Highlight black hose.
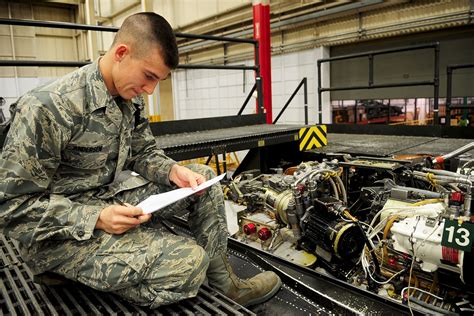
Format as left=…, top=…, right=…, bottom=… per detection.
left=357, top=222, right=382, bottom=276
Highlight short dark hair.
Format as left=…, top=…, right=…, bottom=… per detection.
left=113, top=12, right=179, bottom=69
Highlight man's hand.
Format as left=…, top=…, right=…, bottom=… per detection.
left=96, top=203, right=151, bottom=235
left=169, top=164, right=206, bottom=189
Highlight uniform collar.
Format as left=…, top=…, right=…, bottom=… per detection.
left=86, top=58, right=142, bottom=116
left=86, top=58, right=114, bottom=112
left=114, top=95, right=143, bottom=118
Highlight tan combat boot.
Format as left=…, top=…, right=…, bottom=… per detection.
left=207, top=253, right=282, bottom=307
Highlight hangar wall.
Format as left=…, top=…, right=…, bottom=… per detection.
left=0, top=1, right=83, bottom=119
left=172, top=46, right=330, bottom=125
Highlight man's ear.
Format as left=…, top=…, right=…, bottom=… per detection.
left=114, top=44, right=129, bottom=62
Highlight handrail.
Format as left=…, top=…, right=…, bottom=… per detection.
left=237, top=83, right=257, bottom=116
left=0, top=17, right=264, bottom=114
left=273, top=77, right=308, bottom=124
left=446, top=64, right=474, bottom=126
left=0, top=17, right=256, bottom=44
left=317, top=42, right=440, bottom=125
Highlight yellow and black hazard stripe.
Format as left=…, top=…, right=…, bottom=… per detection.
left=299, top=125, right=327, bottom=151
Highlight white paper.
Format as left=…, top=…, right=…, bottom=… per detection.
left=137, top=173, right=226, bottom=214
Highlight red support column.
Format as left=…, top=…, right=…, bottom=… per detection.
left=253, top=0, right=272, bottom=124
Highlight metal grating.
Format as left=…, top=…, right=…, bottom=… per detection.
left=0, top=234, right=255, bottom=316
left=0, top=235, right=22, bottom=268
left=314, top=133, right=474, bottom=157
left=155, top=124, right=302, bottom=149
left=156, top=124, right=302, bottom=160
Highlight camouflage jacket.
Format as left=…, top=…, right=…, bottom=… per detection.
left=0, top=60, right=176, bottom=249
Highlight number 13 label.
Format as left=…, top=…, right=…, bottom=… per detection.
left=441, top=219, right=474, bottom=252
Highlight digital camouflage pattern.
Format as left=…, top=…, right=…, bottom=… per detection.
left=0, top=61, right=229, bottom=306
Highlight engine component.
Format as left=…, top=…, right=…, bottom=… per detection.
left=243, top=223, right=256, bottom=235
left=391, top=217, right=457, bottom=273
left=432, top=142, right=474, bottom=165
left=225, top=144, right=474, bottom=314
left=449, top=191, right=465, bottom=207
left=228, top=161, right=364, bottom=270
left=300, top=197, right=365, bottom=264
left=258, top=227, right=272, bottom=241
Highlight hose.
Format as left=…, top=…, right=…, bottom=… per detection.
left=344, top=210, right=382, bottom=276
left=422, top=167, right=469, bottom=179
left=432, top=141, right=474, bottom=164
left=382, top=215, right=399, bottom=264
left=334, top=174, right=347, bottom=204
left=328, top=177, right=339, bottom=200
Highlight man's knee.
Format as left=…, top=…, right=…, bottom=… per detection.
left=186, top=164, right=216, bottom=179
left=182, top=244, right=210, bottom=292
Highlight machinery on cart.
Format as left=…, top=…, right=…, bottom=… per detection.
left=225, top=141, right=474, bottom=315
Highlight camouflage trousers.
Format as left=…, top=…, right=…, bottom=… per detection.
left=48, top=164, right=229, bottom=307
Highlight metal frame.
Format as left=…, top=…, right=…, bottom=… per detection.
left=0, top=17, right=264, bottom=114
left=317, top=42, right=440, bottom=124
left=0, top=233, right=256, bottom=315
left=445, top=63, right=474, bottom=126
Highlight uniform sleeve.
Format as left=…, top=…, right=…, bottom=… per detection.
left=126, top=104, right=176, bottom=186
left=0, top=94, right=102, bottom=247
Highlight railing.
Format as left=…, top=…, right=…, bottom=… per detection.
left=0, top=17, right=264, bottom=115
left=237, top=77, right=309, bottom=125
left=273, top=77, right=308, bottom=125
left=0, top=17, right=266, bottom=166
left=237, top=83, right=257, bottom=116
left=446, top=64, right=474, bottom=126
left=317, top=43, right=440, bottom=124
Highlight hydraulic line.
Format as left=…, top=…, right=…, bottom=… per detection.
left=422, top=168, right=470, bottom=179
left=432, top=142, right=474, bottom=164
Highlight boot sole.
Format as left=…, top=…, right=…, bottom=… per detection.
left=243, top=277, right=283, bottom=307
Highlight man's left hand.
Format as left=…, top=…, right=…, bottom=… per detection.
left=169, top=164, right=206, bottom=190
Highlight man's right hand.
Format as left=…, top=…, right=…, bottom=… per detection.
left=95, top=204, right=151, bottom=234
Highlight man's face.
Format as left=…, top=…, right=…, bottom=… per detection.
left=111, top=45, right=170, bottom=100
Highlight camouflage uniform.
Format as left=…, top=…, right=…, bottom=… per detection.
left=0, top=61, right=229, bottom=307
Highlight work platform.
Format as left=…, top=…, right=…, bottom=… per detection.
left=0, top=235, right=254, bottom=315
left=312, top=124, right=474, bottom=158
left=316, top=133, right=474, bottom=157
left=151, top=114, right=302, bottom=161
left=152, top=117, right=474, bottom=170
left=1, top=231, right=321, bottom=315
